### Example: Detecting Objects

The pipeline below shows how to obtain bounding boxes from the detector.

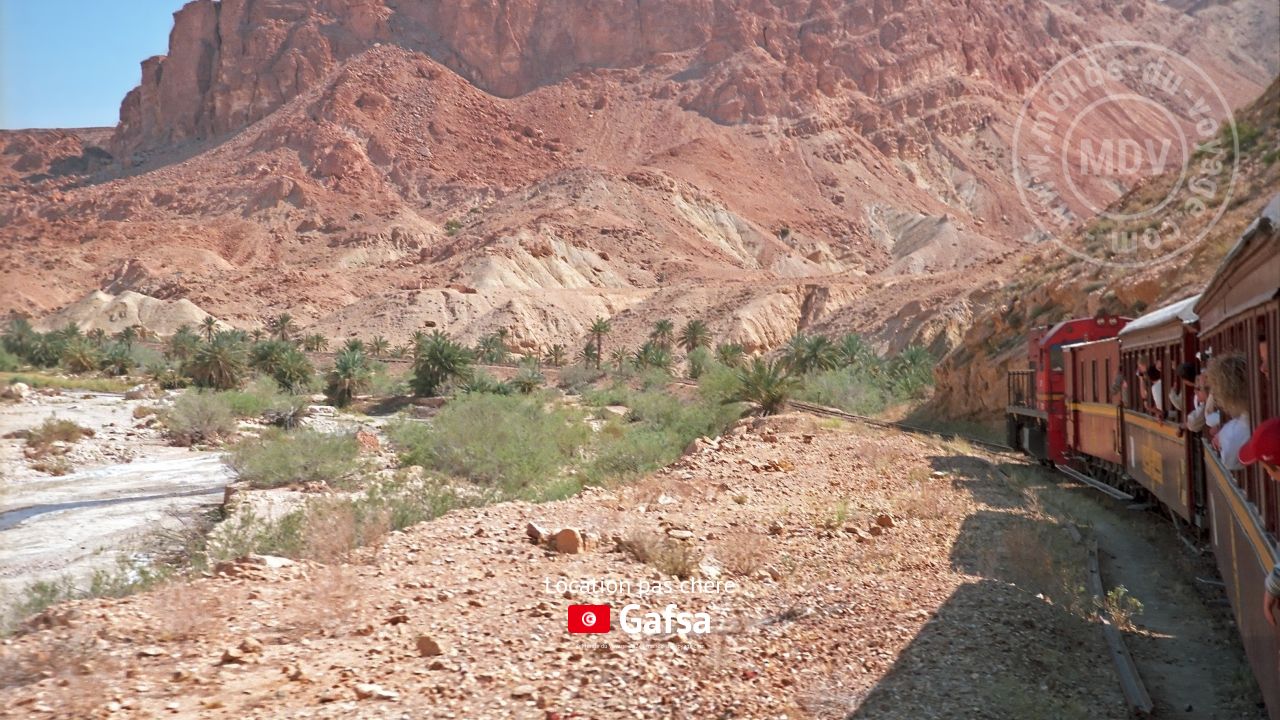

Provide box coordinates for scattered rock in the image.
[219,647,246,665]
[354,683,399,701]
[526,522,548,543]
[124,384,155,400]
[1,382,30,400]
[354,430,380,453]
[415,635,446,657]
[875,513,896,529]
[552,528,584,554]
[511,684,537,699]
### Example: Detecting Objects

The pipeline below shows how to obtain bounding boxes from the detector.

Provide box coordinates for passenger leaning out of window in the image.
[1208,353,1251,472]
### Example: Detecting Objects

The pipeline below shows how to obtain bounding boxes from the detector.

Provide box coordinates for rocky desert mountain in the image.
[1,0,1276,355]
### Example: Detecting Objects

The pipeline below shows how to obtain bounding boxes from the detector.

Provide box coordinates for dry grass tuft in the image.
[150,584,223,642]
[0,630,113,716]
[25,417,93,458]
[716,531,772,576]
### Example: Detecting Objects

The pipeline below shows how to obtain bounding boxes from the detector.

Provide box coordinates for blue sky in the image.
[0,1,187,129]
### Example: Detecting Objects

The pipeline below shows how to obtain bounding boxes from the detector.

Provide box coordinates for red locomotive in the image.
[1007,196,1280,715]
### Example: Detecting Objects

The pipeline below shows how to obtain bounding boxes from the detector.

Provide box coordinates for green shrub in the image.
[559,363,605,394]
[582,387,740,482]
[797,366,888,415]
[220,376,299,418]
[227,428,361,489]
[686,347,712,379]
[387,393,589,496]
[697,363,741,405]
[0,347,19,372]
[164,391,237,446]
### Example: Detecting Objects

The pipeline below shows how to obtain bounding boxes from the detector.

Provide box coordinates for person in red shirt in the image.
[1244,418,1280,627]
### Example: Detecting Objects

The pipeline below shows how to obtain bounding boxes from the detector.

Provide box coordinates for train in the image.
[1006,194,1280,716]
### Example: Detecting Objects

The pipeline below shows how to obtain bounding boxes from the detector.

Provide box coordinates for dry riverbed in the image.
[0,389,230,601]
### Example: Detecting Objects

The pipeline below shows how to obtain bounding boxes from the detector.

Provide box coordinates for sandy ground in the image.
[0,392,229,601]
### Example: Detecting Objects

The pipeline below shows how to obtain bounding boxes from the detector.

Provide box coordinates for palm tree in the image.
[678,319,712,353]
[28,333,65,368]
[167,326,201,363]
[60,338,101,374]
[411,332,473,396]
[715,342,746,368]
[651,319,675,349]
[87,328,108,347]
[250,328,266,343]
[543,344,567,367]
[115,325,137,350]
[632,341,674,372]
[343,338,366,355]
[369,336,391,358]
[187,334,248,390]
[56,322,83,342]
[200,316,219,342]
[511,365,545,394]
[268,313,297,342]
[250,339,293,376]
[578,342,600,368]
[303,333,329,352]
[99,342,135,376]
[732,358,799,415]
[475,333,508,364]
[609,348,629,372]
[325,349,371,408]
[836,333,874,369]
[588,317,612,370]
[2,317,37,358]
[783,333,838,374]
[272,348,314,393]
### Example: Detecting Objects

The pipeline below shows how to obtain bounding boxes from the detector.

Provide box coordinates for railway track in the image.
[784,399,1019,455]
[778,398,1159,715]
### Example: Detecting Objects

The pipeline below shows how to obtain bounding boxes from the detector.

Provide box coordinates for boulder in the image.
[552,528,584,554]
[1,382,30,400]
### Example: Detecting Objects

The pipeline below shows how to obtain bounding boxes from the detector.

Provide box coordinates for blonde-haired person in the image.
[1207,353,1251,472]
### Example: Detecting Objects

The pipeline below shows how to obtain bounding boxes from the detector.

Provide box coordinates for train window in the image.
[1091,360,1098,402]
[1050,345,1064,371]
[1105,358,1112,403]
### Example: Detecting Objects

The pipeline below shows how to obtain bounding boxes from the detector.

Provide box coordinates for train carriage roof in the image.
[1118,295,1200,349]
[1194,194,1280,335]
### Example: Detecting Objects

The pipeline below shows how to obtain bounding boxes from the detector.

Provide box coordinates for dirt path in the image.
[1023,466,1265,719]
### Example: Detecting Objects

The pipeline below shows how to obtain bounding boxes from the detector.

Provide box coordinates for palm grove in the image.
[2,314,935,415]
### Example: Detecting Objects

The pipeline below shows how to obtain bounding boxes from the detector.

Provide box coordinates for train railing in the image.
[1008,369,1036,410]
